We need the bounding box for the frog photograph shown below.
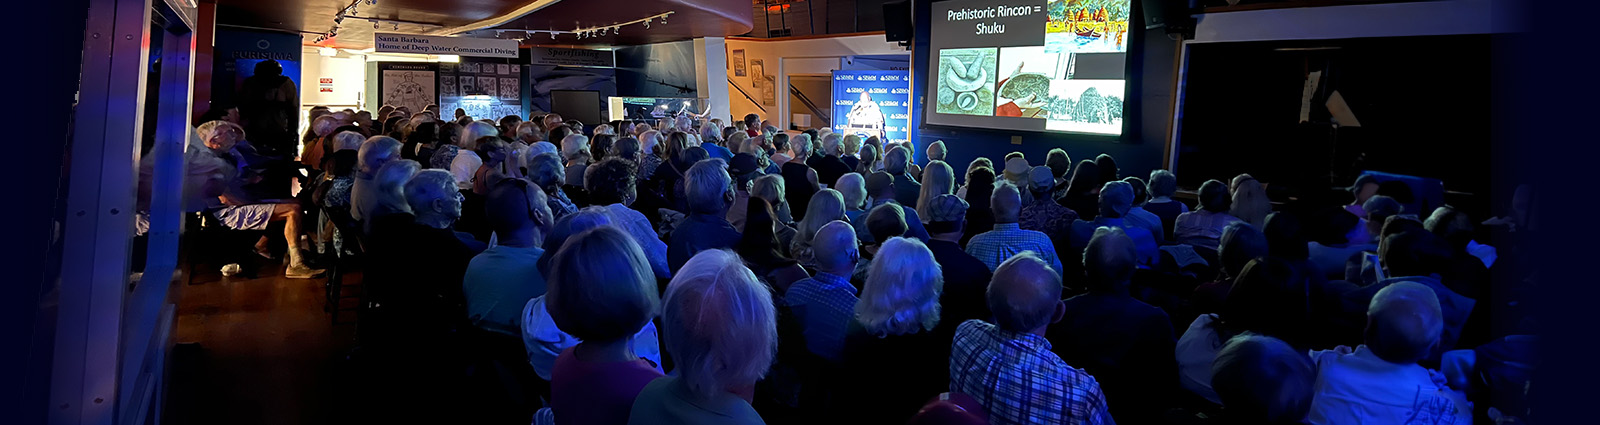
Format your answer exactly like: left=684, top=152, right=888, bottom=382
left=936, top=48, right=998, bottom=116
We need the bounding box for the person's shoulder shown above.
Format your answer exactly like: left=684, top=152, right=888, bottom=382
left=955, top=318, right=992, bottom=336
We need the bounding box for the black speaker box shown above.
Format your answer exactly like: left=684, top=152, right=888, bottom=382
left=883, top=0, right=912, bottom=42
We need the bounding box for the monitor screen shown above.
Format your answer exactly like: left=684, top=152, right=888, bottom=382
left=924, top=0, right=1131, bottom=136
left=551, top=90, right=604, bottom=125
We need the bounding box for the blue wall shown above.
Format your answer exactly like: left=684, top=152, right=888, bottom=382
left=210, top=29, right=303, bottom=112
left=910, top=0, right=1176, bottom=184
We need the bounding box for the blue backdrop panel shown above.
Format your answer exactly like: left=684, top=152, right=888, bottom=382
left=832, top=70, right=913, bottom=148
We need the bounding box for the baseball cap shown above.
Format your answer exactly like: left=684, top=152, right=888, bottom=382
left=925, top=194, right=970, bottom=223
left=1028, top=166, right=1055, bottom=192
left=728, top=152, right=760, bottom=177
left=1101, top=181, right=1134, bottom=217
left=866, top=171, right=894, bottom=196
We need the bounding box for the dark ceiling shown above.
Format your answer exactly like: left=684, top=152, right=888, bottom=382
left=214, top=0, right=753, bottom=50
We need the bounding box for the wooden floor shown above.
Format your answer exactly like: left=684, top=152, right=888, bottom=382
left=165, top=262, right=358, bottom=425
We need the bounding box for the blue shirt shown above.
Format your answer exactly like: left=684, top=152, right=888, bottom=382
left=785, top=272, right=859, bottom=363
left=463, top=244, right=546, bottom=336
left=703, top=142, right=734, bottom=162
left=966, top=223, right=1064, bottom=275
left=667, top=213, right=743, bottom=273
left=1069, top=217, right=1160, bottom=267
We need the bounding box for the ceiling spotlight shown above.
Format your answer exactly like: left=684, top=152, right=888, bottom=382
left=643, top=20, right=650, bottom=29
left=550, top=31, right=556, bottom=39
left=393, top=22, right=399, bottom=30
left=373, top=21, right=379, bottom=29
left=660, top=14, right=668, bottom=24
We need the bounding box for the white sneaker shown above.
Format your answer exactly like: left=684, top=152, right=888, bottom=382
left=220, top=263, right=243, bottom=276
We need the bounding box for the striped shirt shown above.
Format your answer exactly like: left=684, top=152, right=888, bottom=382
left=784, top=272, right=859, bottom=363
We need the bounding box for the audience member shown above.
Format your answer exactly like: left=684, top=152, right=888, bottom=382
left=1094, top=153, right=1119, bottom=185
left=1307, top=282, right=1472, bottom=424
left=451, top=121, right=497, bottom=191
left=839, top=237, right=949, bottom=424
left=1175, top=179, right=1243, bottom=251
left=886, top=145, right=922, bottom=207
left=967, top=182, right=1065, bottom=274
left=528, top=152, right=579, bottom=220
left=1177, top=257, right=1312, bottom=405
left=524, top=208, right=663, bottom=382
left=960, top=166, right=997, bottom=247
left=855, top=202, right=911, bottom=284
left=1230, top=174, right=1271, bottom=229
left=546, top=227, right=664, bottom=425
left=1191, top=222, right=1268, bottom=314
left=666, top=160, right=743, bottom=273
left=1020, top=166, right=1079, bottom=260
left=812, top=134, right=853, bottom=189
left=1048, top=227, right=1176, bottom=423
left=785, top=221, right=861, bottom=363
left=842, top=135, right=863, bottom=171
left=1120, top=176, right=1166, bottom=243
left=771, top=132, right=794, bottom=168
left=917, top=160, right=956, bottom=222
left=837, top=172, right=869, bottom=226
left=856, top=144, right=880, bottom=176
left=637, top=130, right=664, bottom=182
left=1307, top=207, right=1373, bottom=280
left=1002, top=157, right=1033, bottom=205
left=724, top=153, right=762, bottom=232
left=562, top=134, right=591, bottom=187
left=1058, top=160, right=1103, bottom=221
left=792, top=189, right=847, bottom=268
left=1339, top=230, right=1476, bottom=362
left=1210, top=335, right=1316, bottom=425
left=365, top=170, right=474, bottom=341
left=736, top=197, right=810, bottom=292
left=857, top=171, right=931, bottom=243
left=950, top=252, right=1113, bottom=425
left=462, top=178, right=553, bottom=336
left=351, top=136, right=403, bottom=225
left=629, top=250, right=775, bottom=425
left=583, top=157, right=671, bottom=279
left=1045, top=148, right=1072, bottom=199
left=922, top=194, right=994, bottom=336
left=195, top=121, right=324, bottom=278
left=1143, top=170, right=1190, bottom=241
left=782, top=133, right=821, bottom=220
left=753, top=173, right=795, bottom=226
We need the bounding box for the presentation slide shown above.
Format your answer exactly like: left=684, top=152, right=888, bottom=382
left=926, top=0, right=1131, bottom=136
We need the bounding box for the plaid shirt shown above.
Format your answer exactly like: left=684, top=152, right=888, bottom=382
left=784, top=272, right=859, bottom=363
left=950, top=320, right=1114, bottom=425
left=966, top=223, right=1065, bottom=274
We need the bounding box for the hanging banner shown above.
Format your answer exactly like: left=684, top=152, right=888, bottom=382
left=528, top=47, right=615, bottom=67
left=373, top=32, right=520, bottom=58
left=832, top=70, right=912, bottom=147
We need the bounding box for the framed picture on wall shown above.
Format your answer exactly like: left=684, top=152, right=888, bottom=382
left=762, top=75, right=776, bottom=106
left=750, top=59, right=764, bottom=86
left=733, top=49, right=746, bottom=76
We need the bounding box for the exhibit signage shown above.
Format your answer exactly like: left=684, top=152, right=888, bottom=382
left=832, top=70, right=913, bottom=147
left=528, top=47, right=615, bottom=67
left=374, top=32, right=520, bottom=58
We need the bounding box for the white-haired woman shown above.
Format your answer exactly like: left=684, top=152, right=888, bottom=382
left=842, top=134, right=864, bottom=171
left=450, top=120, right=498, bottom=191
left=1230, top=174, right=1271, bottom=229
left=628, top=250, right=775, bottom=425
left=837, top=172, right=869, bottom=225
left=781, top=133, right=821, bottom=220
left=916, top=160, right=955, bottom=222
left=791, top=189, right=846, bottom=269
left=546, top=227, right=665, bottom=425
left=562, top=134, right=591, bottom=187
left=838, top=236, right=946, bottom=424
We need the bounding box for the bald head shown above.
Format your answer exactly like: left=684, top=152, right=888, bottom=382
left=991, top=182, right=1023, bottom=223
left=1083, top=227, right=1137, bottom=292
left=988, top=252, right=1063, bottom=334
left=1366, top=281, right=1444, bottom=364
left=812, top=220, right=860, bottom=271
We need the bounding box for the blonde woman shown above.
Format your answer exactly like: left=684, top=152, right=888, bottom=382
left=916, top=160, right=955, bottom=222
left=791, top=189, right=846, bottom=268
left=1230, top=174, right=1271, bottom=228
